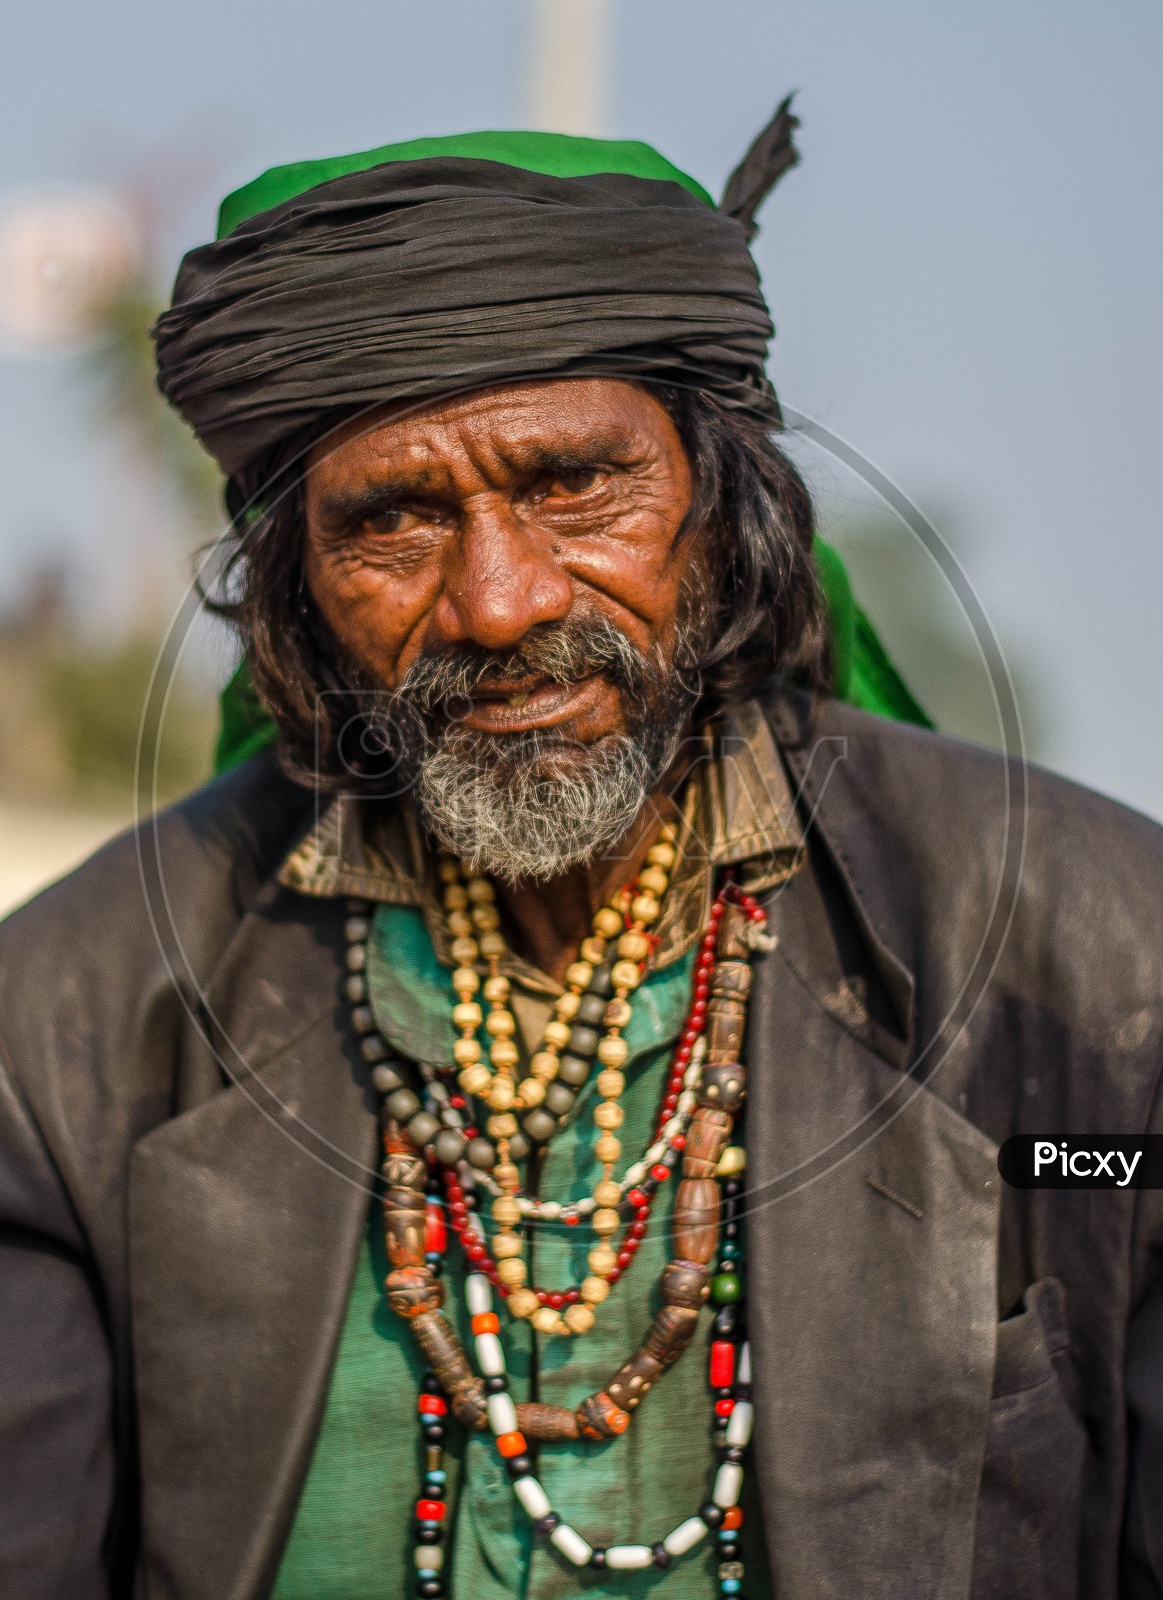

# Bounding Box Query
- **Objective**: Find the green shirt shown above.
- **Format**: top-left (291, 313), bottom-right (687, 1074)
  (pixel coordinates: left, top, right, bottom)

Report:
top-left (272, 903), bottom-right (772, 1599)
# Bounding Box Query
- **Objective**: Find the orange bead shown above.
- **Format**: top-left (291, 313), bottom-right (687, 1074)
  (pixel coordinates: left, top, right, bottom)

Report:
top-left (723, 1506), bottom-right (744, 1530)
top-left (495, 1430), bottom-right (528, 1458)
top-left (471, 1312), bottom-right (500, 1335)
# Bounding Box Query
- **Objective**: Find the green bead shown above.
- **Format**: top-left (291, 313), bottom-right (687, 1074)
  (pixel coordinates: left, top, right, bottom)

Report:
top-left (711, 1272), bottom-right (742, 1304)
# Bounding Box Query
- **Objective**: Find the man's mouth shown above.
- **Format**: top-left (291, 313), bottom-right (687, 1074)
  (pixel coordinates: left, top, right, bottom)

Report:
top-left (452, 674), bottom-right (612, 735)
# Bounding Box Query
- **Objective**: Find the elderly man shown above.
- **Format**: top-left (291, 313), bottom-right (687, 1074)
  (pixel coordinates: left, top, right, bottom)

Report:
top-left (1, 113), bottom-right (1161, 1600)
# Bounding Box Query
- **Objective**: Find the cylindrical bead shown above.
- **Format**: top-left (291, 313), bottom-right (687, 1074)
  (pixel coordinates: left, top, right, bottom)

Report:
top-left (738, 1341), bottom-right (752, 1383)
top-left (550, 1524), bottom-right (593, 1567)
top-left (425, 1200), bottom-right (447, 1255)
top-left (659, 1258), bottom-right (711, 1309)
top-left (642, 1305), bottom-right (699, 1370)
top-left (385, 1266), bottom-right (442, 1318)
top-left (711, 960), bottom-right (753, 999)
top-left (717, 905), bottom-right (752, 960)
top-left (475, 1332), bottom-right (505, 1375)
top-left (606, 1348), bottom-right (664, 1411)
top-left (466, 1274), bottom-right (492, 1316)
top-left (487, 1392), bottom-right (519, 1436)
top-left (709, 1340), bottom-right (736, 1389)
top-left (381, 1152), bottom-right (426, 1189)
top-left (726, 1399), bottom-right (754, 1447)
top-left (513, 1476), bottom-right (551, 1519)
top-left (683, 1108), bottom-right (733, 1177)
top-left (713, 1461), bottom-right (744, 1507)
top-left (672, 1178), bottom-right (720, 1263)
top-left (516, 1402), bottom-right (580, 1441)
top-left (605, 1545), bottom-right (653, 1570)
top-left (705, 999), bottom-right (747, 1062)
top-left (663, 1517), bottom-right (709, 1556)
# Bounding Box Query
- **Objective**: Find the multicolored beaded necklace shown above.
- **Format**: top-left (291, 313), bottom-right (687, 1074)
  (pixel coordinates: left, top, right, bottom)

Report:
top-left (343, 864), bottom-right (770, 1596)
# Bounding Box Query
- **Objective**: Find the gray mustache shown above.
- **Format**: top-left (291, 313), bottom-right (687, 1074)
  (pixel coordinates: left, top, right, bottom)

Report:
top-left (398, 612), bottom-right (650, 715)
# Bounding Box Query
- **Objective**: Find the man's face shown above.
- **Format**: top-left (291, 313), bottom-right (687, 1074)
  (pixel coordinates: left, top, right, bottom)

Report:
top-left (303, 377), bottom-right (696, 741)
top-left (302, 377), bottom-right (704, 880)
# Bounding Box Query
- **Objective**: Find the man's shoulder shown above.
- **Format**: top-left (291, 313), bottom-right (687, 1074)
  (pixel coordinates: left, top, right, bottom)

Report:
top-left (0, 750), bottom-right (313, 981)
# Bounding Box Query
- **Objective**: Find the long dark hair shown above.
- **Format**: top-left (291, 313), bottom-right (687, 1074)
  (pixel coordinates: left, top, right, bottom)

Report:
top-left (207, 384), bottom-right (828, 786)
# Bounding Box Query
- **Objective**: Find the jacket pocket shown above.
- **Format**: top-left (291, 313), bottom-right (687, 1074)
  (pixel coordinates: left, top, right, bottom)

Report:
top-left (969, 1277), bottom-right (1088, 1600)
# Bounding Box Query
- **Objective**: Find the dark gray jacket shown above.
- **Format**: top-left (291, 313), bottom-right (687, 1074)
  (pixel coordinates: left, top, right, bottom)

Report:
top-left (1, 693), bottom-right (1160, 1600)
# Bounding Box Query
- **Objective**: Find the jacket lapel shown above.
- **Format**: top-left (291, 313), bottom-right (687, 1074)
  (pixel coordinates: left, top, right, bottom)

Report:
top-left (743, 702), bottom-right (1001, 1598)
top-left (128, 891), bottom-right (378, 1600)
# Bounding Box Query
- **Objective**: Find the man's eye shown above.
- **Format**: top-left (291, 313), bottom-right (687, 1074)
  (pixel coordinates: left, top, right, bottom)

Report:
top-left (549, 467), bottom-right (603, 496)
top-left (363, 507), bottom-right (413, 536)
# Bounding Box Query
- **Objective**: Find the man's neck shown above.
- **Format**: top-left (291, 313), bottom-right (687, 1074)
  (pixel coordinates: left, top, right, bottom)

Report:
top-left (493, 790), bottom-right (677, 984)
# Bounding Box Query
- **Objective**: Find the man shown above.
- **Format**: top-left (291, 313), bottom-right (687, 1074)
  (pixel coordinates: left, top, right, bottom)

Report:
top-left (0, 111), bottom-right (1160, 1600)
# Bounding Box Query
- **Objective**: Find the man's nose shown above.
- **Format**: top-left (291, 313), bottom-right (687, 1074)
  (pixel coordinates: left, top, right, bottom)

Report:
top-left (434, 496), bottom-right (572, 651)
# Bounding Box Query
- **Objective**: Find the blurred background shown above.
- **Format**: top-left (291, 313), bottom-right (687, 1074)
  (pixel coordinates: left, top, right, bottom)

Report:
top-left (0, 0), bottom-right (1159, 912)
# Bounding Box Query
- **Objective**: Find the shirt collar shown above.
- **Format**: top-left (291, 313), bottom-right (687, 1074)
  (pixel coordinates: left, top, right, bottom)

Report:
top-left (278, 696), bottom-right (802, 985)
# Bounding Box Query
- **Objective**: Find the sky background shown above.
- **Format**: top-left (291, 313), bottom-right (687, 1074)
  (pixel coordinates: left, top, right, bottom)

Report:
top-left (1, 0), bottom-right (1160, 815)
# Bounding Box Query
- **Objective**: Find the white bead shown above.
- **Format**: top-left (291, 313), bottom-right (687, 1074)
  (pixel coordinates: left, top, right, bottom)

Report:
top-left (682, 1064), bottom-right (701, 1090)
top-left (663, 1517), bottom-right (709, 1556)
top-left (622, 1161), bottom-right (647, 1187)
top-left (574, 1198), bottom-right (595, 1215)
top-left (605, 1545), bottom-right (653, 1570)
top-left (414, 1544), bottom-right (444, 1570)
top-left (713, 1462), bottom-right (743, 1508)
top-left (677, 1090), bottom-right (697, 1114)
top-left (517, 1197), bottom-right (534, 1215)
top-left (550, 1524), bottom-right (593, 1566)
top-left (475, 1333), bottom-right (505, 1376)
top-left (738, 1341), bottom-right (752, 1384)
top-left (662, 1116), bottom-right (682, 1140)
top-left (538, 1200), bottom-right (562, 1220)
top-left (466, 1274), bottom-right (493, 1316)
top-left (645, 1141), bottom-right (665, 1164)
top-left (726, 1400), bottom-right (754, 1447)
top-left (487, 1392), bottom-right (519, 1436)
top-left (513, 1477), bottom-right (551, 1519)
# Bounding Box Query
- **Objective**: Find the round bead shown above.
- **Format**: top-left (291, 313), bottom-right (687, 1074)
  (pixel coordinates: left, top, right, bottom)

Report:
top-left (493, 1161), bottom-right (519, 1189)
top-left (711, 1273), bottom-right (743, 1304)
top-left (485, 1010), bottom-right (516, 1038)
top-left (638, 865), bottom-right (669, 896)
top-left (492, 1233), bottom-right (523, 1260)
top-left (591, 1208), bottom-right (620, 1235)
top-left (344, 974), bottom-right (367, 1003)
top-left (610, 960), bottom-right (642, 991)
top-left (579, 936), bottom-right (607, 965)
top-left (495, 1257), bottom-right (527, 1286)
top-left (466, 1137), bottom-right (497, 1170)
top-left (452, 1001), bottom-right (482, 1030)
top-left (699, 1502), bottom-right (725, 1529)
top-left (437, 857), bottom-right (460, 882)
top-left (603, 997), bottom-right (632, 1028)
top-left (588, 1246), bottom-right (616, 1276)
top-left (580, 1275), bottom-right (611, 1304)
top-left (495, 1429), bottom-right (528, 1458)
top-left (591, 907), bottom-right (624, 939)
top-left (447, 910), bottom-right (474, 938)
top-left (451, 936), bottom-right (479, 966)
top-left (360, 1034), bottom-right (389, 1062)
top-left (516, 1077), bottom-right (546, 1107)
top-left (563, 1303), bottom-right (595, 1334)
top-left (530, 1051), bottom-right (559, 1082)
top-left (407, 1112), bottom-right (441, 1147)
top-left (630, 893), bottom-right (660, 924)
top-left (531, 1306), bottom-right (564, 1334)
top-left (646, 841), bottom-right (676, 869)
top-left (574, 992), bottom-right (607, 1025)
top-left (385, 1088), bottom-right (421, 1122)
top-left (371, 1062), bottom-right (404, 1094)
top-left (489, 1039), bottom-right (519, 1071)
top-left (508, 1288), bottom-right (540, 1319)
top-left (592, 1179), bottom-right (621, 1208)
top-left (482, 973), bottom-right (510, 1003)
top-left (466, 877), bottom-right (494, 903)
top-left (471, 904), bottom-right (500, 932)
top-left (542, 1019), bottom-right (571, 1050)
top-left (594, 1134), bottom-right (621, 1165)
top-left (596, 1036), bottom-right (628, 1069)
top-left (487, 1077), bottom-right (515, 1112)
top-left (554, 991), bottom-right (581, 1021)
top-left (458, 1064), bottom-right (491, 1098)
top-left (593, 1103), bottom-right (624, 1132)
top-left (522, 1109), bottom-right (557, 1143)
top-left (453, 1038), bottom-right (484, 1068)
top-left (345, 945), bottom-right (367, 972)
top-left (508, 1133), bottom-right (530, 1162)
top-left (595, 1070), bottom-right (625, 1100)
top-left (492, 1196), bottom-right (521, 1227)
top-left (487, 1112), bottom-right (518, 1140)
top-left (478, 931), bottom-right (506, 959)
top-left (442, 885), bottom-right (469, 911)
top-left (452, 965), bottom-right (479, 995)
top-left (716, 1145), bottom-right (748, 1176)
top-left (616, 930), bottom-right (651, 963)
top-left (555, 1055), bottom-right (590, 1088)
top-left (543, 1083), bottom-right (575, 1117)
top-left (565, 960), bottom-right (594, 989)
